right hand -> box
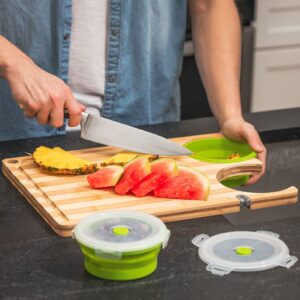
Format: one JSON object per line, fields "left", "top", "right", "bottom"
{"left": 221, "top": 116, "right": 267, "bottom": 185}
{"left": 5, "top": 51, "right": 85, "bottom": 128}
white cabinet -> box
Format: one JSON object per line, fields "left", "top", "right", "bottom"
{"left": 251, "top": 0, "right": 300, "bottom": 112}
{"left": 255, "top": 0, "right": 300, "bottom": 48}
{"left": 251, "top": 48, "right": 300, "bottom": 111}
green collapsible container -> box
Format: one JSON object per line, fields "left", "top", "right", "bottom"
{"left": 73, "top": 211, "right": 170, "bottom": 281}
{"left": 184, "top": 137, "right": 256, "bottom": 188}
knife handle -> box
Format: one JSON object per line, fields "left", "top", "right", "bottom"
{"left": 64, "top": 109, "right": 87, "bottom": 122}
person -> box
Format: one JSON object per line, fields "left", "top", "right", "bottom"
{"left": 0, "top": 0, "right": 266, "bottom": 184}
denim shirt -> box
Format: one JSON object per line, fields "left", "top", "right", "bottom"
{"left": 0, "top": 0, "right": 187, "bottom": 141}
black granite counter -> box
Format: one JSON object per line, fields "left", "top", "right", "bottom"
{"left": 1, "top": 108, "right": 300, "bottom": 300}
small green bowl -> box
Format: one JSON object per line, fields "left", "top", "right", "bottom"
{"left": 184, "top": 137, "right": 256, "bottom": 188}
{"left": 80, "top": 244, "right": 161, "bottom": 281}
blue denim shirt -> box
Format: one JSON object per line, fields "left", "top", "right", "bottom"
{"left": 0, "top": 0, "right": 187, "bottom": 141}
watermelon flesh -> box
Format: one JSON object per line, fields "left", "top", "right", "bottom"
{"left": 131, "top": 158, "right": 178, "bottom": 197}
{"left": 87, "top": 166, "right": 124, "bottom": 188}
{"left": 154, "top": 166, "right": 210, "bottom": 200}
{"left": 115, "top": 156, "right": 151, "bottom": 195}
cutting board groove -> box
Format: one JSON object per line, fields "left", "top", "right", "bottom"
{"left": 2, "top": 133, "right": 298, "bottom": 237}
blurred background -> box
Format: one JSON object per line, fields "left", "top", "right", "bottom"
{"left": 180, "top": 0, "right": 300, "bottom": 119}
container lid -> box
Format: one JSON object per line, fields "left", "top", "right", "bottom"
{"left": 192, "top": 231, "right": 297, "bottom": 276}
{"left": 73, "top": 211, "right": 170, "bottom": 254}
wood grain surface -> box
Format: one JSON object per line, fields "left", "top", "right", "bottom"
{"left": 2, "top": 133, "right": 298, "bottom": 237}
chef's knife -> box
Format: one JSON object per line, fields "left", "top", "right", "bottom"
{"left": 66, "top": 112, "right": 192, "bottom": 156}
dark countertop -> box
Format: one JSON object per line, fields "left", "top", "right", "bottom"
{"left": 1, "top": 108, "right": 300, "bottom": 300}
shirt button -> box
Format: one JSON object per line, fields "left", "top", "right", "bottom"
{"left": 111, "top": 29, "right": 119, "bottom": 37}
{"left": 107, "top": 75, "right": 116, "bottom": 83}
{"left": 64, "top": 34, "right": 70, "bottom": 41}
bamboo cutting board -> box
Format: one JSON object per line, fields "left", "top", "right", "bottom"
{"left": 2, "top": 133, "right": 298, "bottom": 237}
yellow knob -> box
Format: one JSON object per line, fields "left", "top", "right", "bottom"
{"left": 112, "top": 226, "right": 130, "bottom": 236}
{"left": 235, "top": 246, "right": 253, "bottom": 256}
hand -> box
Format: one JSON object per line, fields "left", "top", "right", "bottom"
{"left": 5, "top": 53, "right": 85, "bottom": 128}
{"left": 221, "top": 116, "right": 267, "bottom": 185}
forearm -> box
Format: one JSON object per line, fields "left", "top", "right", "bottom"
{"left": 0, "top": 35, "right": 32, "bottom": 79}
{"left": 189, "top": 0, "right": 242, "bottom": 126}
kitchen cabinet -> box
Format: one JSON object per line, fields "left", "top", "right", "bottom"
{"left": 251, "top": 0, "right": 300, "bottom": 112}
{"left": 255, "top": 0, "right": 300, "bottom": 48}
{"left": 252, "top": 47, "right": 300, "bottom": 111}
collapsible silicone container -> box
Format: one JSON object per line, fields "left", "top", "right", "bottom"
{"left": 73, "top": 211, "right": 170, "bottom": 281}
{"left": 184, "top": 137, "right": 256, "bottom": 187}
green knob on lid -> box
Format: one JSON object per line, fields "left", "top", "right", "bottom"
{"left": 235, "top": 246, "right": 253, "bottom": 256}
{"left": 112, "top": 226, "right": 130, "bottom": 236}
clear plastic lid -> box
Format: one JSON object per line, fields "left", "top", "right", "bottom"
{"left": 73, "top": 211, "right": 170, "bottom": 254}
{"left": 192, "top": 231, "right": 297, "bottom": 276}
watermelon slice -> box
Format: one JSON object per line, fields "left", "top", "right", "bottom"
{"left": 154, "top": 166, "right": 210, "bottom": 200}
{"left": 87, "top": 166, "right": 124, "bottom": 188}
{"left": 115, "top": 156, "right": 151, "bottom": 195}
{"left": 131, "top": 158, "right": 178, "bottom": 197}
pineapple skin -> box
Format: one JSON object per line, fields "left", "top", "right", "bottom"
{"left": 34, "top": 163, "right": 98, "bottom": 175}
{"left": 33, "top": 146, "right": 98, "bottom": 175}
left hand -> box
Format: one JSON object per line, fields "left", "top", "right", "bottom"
{"left": 221, "top": 116, "right": 267, "bottom": 185}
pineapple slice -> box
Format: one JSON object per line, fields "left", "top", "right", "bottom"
{"left": 100, "top": 151, "right": 159, "bottom": 167}
{"left": 33, "top": 146, "right": 98, "bottom": 175}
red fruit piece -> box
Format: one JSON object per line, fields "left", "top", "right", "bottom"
{"left": 115, "top": 156, "right": 151, "bottom": 195}
{"left": 131, "top": 158, "right": 178, "bottom": 197}
{"left": 154, "top": 166, "right": 210, "bottom": 200}
{"left": 87, "top": 166, "right": 124, "bottom": 189}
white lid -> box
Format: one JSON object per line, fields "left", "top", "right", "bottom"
{"left": 192, "top": 231, "right": 297, "bottom": 276}
{"left": 73, "top": 211, "right": 170, "bottom": 255}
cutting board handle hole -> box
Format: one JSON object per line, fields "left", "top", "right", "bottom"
{"left": 7, "top": 159, "right": 19, "bottom": 164}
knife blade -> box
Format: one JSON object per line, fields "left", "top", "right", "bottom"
{"left": 77, "top": 112, "right": 192, "bottom": 156}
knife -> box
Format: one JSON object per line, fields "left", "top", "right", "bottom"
{"left": 65, "top": 112, "right": 192, "bottom": 156}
